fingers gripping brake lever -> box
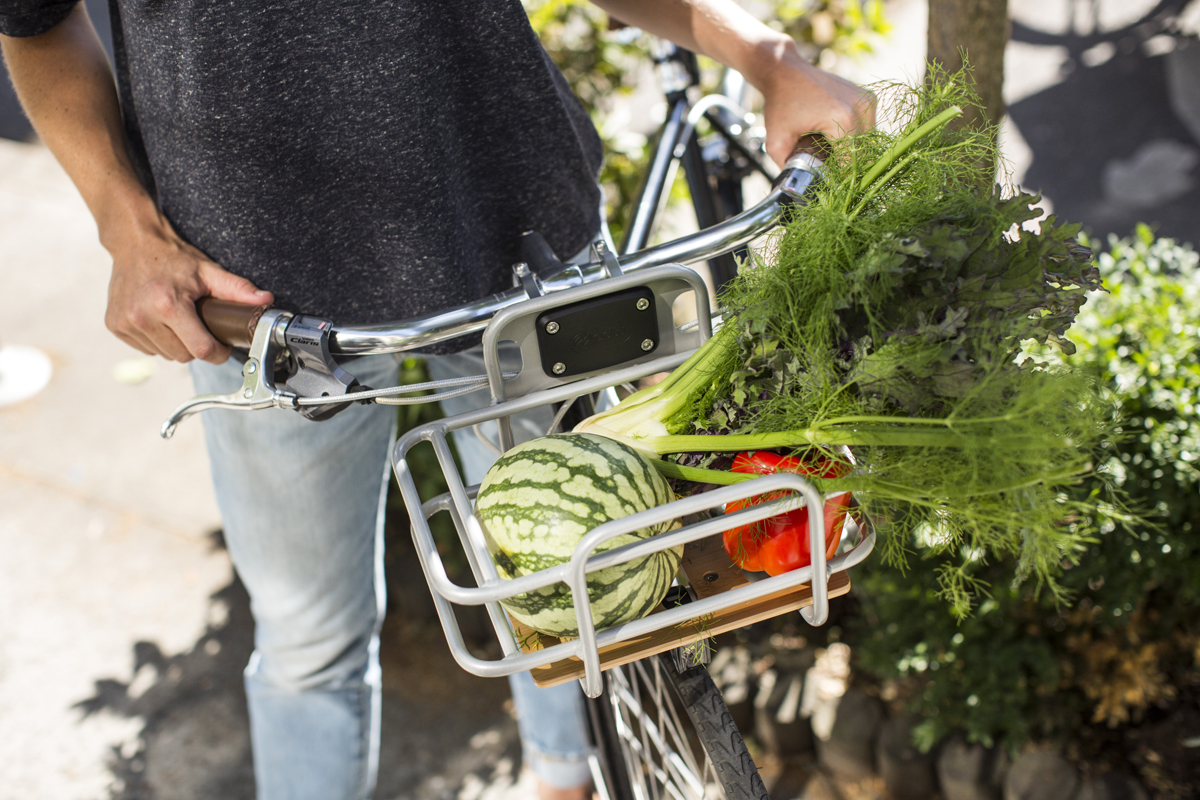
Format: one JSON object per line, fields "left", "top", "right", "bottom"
{"left": 160, "top": 309, "right": 367, "bottom": 438}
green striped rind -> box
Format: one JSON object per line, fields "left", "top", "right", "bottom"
{"left": 476, "top": 433, "right": 683, "bottom": 638}
{"left": 492, "top": 550, "right": 680, "bottom": 638}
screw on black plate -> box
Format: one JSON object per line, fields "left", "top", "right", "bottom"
{"left": 534, "top": 285, "right": 656, "bottom": 379}
{"left": 636, "top": 298, "right": 650, "bottom": 311}
{"left": 641, "top": 338, "right": 655, "bottom": 351}
{"left": 703, "top": 572, "right": 719, "bottom": 583}
{"left": 552, "top": 362, "right": 567, "bottom": 375}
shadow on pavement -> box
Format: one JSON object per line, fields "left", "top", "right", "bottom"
{"left": 74, "top": 530, "right": 524, "bottom": 800}
{"left": 73, "top": 530, "right": 256, "bottom": 800}
{"left": 1009, "top": 0, "right": 1200, "bottom": 244}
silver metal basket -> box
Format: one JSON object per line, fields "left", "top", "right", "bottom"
{"left": 389, "top": 266, "right": 875, "bottom": 697}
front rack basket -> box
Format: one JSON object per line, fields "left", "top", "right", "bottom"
{"left": 389, "top": 267, "right": 875, "bottom": 698}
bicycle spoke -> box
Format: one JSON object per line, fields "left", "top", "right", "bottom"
{"left": 590, "top": 652, "right": 768, "bottom": 800}
{"left": 597, "top": 654, "right": 753, "bottom": 800}
{"left": 612, "top": 677, "right": 700, "bottom": 800}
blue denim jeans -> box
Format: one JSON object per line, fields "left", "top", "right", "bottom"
{"left": 192, "top": 350, "right": 591, "bottom": 800}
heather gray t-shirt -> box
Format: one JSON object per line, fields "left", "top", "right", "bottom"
{"left": 1, "top": 0, "right": 605, "bottom": 351}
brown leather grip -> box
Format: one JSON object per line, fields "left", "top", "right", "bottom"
{"left": 196, "top": 297, "right": 271, "bottom": 349}
{"left": 787, "top": 134, "right": 829, "bottom": 161}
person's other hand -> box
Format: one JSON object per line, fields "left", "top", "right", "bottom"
{"left": 103, "top": 214, "right": 273, "bottom": 365}
{"left": 757, "top": 53, "right": 876, "bottom": 167}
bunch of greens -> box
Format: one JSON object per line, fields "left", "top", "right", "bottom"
{"left": 577, "top": 73, "right": 1118, "bottom": 613}
{"left": 846, "top": 229, "right": 1200, "bottom": 778}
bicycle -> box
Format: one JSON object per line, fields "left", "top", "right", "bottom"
{"left": 161, "top": 64, "right": 875, "bottom": 800}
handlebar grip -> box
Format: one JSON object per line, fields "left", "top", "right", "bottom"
{"left": 785, "top": 135, "right": 829, "bottom": 165}
{"left": 197, "top": 297, "right": 272, "bottom": 348}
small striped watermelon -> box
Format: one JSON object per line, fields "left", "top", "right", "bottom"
{"left": 475, "top": 432, "right": 683, "bottom": 638}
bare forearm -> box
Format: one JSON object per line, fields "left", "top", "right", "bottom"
{"left": 587, "top": 0, "right": 800, "bottom": 93}
{"left": 0, "top": 2, "right": 156, "bottom": 247}
{"left": 1, "top": 3, "right": 270, "bottom": 363}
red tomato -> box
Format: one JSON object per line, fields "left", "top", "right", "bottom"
{"left": 721, "top": 451, "right": 851, "bottom": 575}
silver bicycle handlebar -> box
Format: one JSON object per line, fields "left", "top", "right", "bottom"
{"left": 161, "top": 155, "right": 819, "bottom": 438}
{"left": 328, "top": 155, "right": 818, "bottom": 356}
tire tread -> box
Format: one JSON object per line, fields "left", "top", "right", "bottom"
{"left": 659, "top": 653, "right": 770, "bottom": 800}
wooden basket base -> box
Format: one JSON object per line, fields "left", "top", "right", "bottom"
{"left": 512, "top": 534, "right": 851, "bottom": 688}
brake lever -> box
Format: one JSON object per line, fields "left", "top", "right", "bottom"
{"left": 160, "top": 309, "right": 299, "bottom": 439}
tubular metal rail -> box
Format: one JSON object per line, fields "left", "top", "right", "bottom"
{"left": 379, "top": 151, "right": 872, "bottom": 697}
{"left": 390, "top": 345, "right": 876, "bottom": 698}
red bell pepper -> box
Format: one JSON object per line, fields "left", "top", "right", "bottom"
{"left": 721, "top": 451, "right": 851, "bottom": 576}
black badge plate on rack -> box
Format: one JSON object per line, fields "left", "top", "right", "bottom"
{"left": 535, "top": 286, "right": 658, "bottom": 379}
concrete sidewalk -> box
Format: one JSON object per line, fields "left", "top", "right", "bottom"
{"left": 0, "top": 139, "right": 230, "bottom": 797}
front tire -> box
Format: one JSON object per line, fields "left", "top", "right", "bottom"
{"left": 587, "top": 652, "right": 769, "bottom": 800}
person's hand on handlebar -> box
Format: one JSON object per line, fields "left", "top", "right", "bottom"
{"left": 589, "top": 0, "right": 876, "bottom": 163}
{"left": 0, "top": 4, "right": 272, "bottom": 366}
{"left": 755, "top": 51, "right": 875, "bottom": 167}
{"left": 104, "top": 211, "right": 273, "bottom": 365}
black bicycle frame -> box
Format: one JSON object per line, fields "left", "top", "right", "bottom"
{"left": 619, "top": 43, "right": 768, "bottom": 294}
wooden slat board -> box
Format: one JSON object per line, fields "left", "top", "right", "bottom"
{"left": 512, "top": 534, "right": 850, "bottom": 688}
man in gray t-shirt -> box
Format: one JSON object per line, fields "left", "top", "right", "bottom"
{"left": 1, "top": 2, "right": 873, "bottom": 798}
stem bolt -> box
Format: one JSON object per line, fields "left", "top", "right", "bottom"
{"left": 641, "top": 338, "right": 655, "bottom": 351}
{"left": 242, "top": 388, "right": 254, "bottom": 399}
{"left": 552, "top": 362, "right": 567, "bottom": 375}
{"left": 636, "top": 298, "right": 650, "bottom": 311}
{"left": 545, "top": 321, "right": 560, "bottom": 335}
{"left": 244, "top": 360, "right": 257, "bottom": 375}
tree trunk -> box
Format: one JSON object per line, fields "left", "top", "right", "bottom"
{"left": 927, "top": 0, "right": 1011, "bottom": 131}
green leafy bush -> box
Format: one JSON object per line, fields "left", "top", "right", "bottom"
{"left": 847, "top": 226, "right": 1200, "bottom": 752}
{"left": 772, "top": 0, "right": 891, "bottom": 65}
